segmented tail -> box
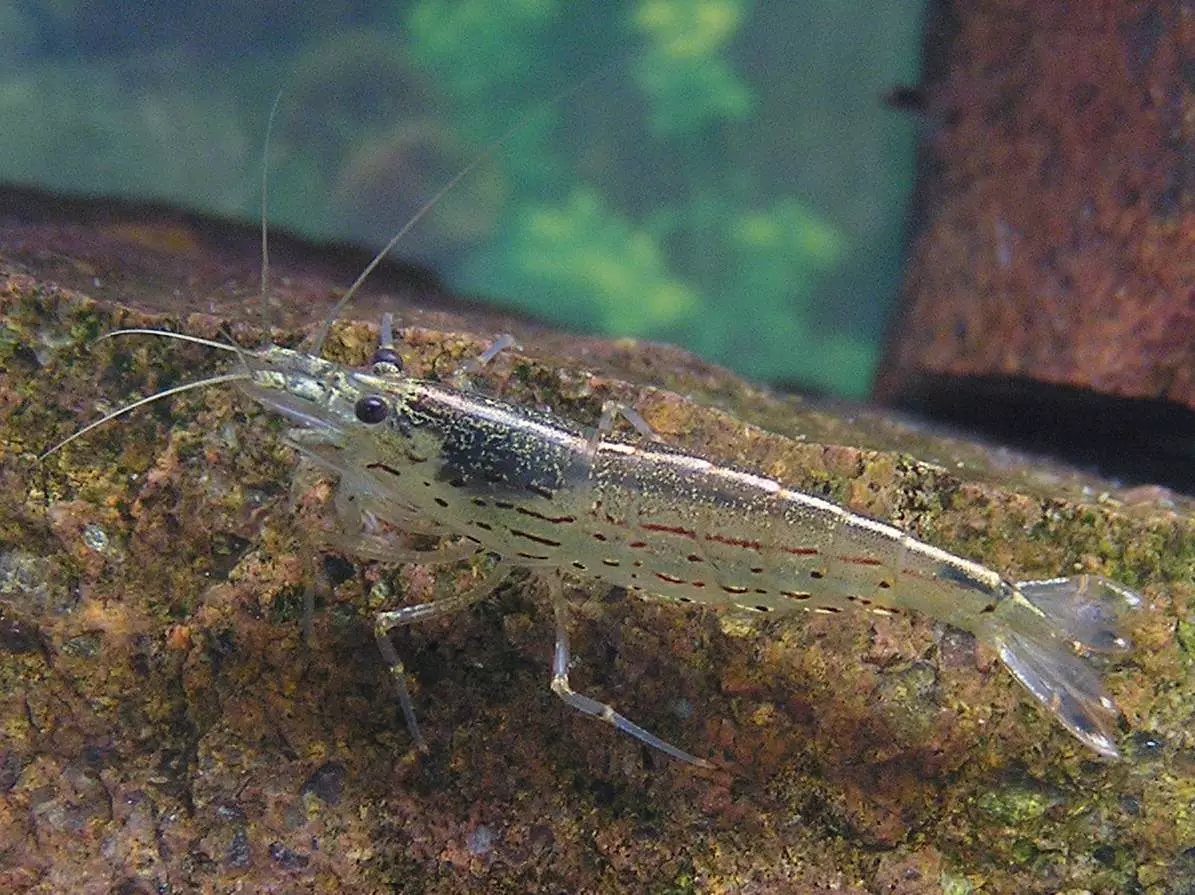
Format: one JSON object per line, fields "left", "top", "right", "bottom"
{"left": 986, "top": 575, "right": 1141, "bottom": 758}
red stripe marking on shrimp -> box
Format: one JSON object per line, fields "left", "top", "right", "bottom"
{"left": 705, "top": 533, "right": 762, "bottom": 550}
{"left": 640, "top": 522, "right": 697, "bottom": 539}
{"left": 839, "top": 556, "right": 883, "bottom": 566}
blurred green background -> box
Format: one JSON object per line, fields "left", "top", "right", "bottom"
{"left": 0, "top": 1, "right": 923, "bottom": 397}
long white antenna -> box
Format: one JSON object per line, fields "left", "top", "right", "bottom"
{"left": 39, "top": 371, "right": 249, "bottom": 461}
{"left": 97, "top": 329, "right": 240, "bottom": 352}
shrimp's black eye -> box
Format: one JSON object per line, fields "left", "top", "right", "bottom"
{"left": 354, "top": 396, "right": 389, "bottom": 424}
{"left": 371, "top": 346, "right": 403, "bottom": 369}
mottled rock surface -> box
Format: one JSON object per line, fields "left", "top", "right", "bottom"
{"left": 1, "top": 196, "right": 1191, "bottom": 893}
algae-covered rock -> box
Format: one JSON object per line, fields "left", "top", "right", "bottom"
{"left": 0, "top": 197, "right": 1191, "bottom": 892}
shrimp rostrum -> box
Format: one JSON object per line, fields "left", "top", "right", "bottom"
{"left": 184, "top": 314, "right": 1138, "bottom": 767}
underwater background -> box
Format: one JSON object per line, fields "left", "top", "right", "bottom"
{"left": 0, "top": 0, "right": 922, "bottom": 397}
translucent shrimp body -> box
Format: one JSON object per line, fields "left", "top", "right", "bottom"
{"left": 237, "top": 338, "right": 1140, "bottom": 762}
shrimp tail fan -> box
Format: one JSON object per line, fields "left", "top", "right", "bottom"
{"left": 985, "top": 575, "right": 1141, "bottom": 758}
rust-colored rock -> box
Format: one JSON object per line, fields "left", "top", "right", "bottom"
{"left": 877, "top": 3, "right": 1195, "bottom": 413}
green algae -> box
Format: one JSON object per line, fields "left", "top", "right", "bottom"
{"left": 940, "top": 871, "right": 975, "bottom": 895}
{"left": 1176, "top": 617, "right": 1195, "bottom": 656}
{"left": 976, "top": 779, "right": 1061, "bottom": 825}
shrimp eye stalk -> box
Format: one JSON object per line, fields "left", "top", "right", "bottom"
{"left": 355, "top": 395, "right": 389, "bottom": 424}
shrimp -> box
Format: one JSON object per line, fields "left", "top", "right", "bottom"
{"left": 213, "top": 321, "right": 1140, "bottom": 764}
{"left": 37, "top": 75, "right": 1141, "bottom": 768}
{"left": 43, "top": 309, "right": 1138, "bottom": 765}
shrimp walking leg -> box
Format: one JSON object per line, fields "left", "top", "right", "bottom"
{"left": 374, "top": 561, "right": 512, "bottom": 751}
{"left": 586, "top": 400, "right": 663, "bottom": 457}
{"left": 449, "top": 333, "right": 520, "bottom": 388}
{"left": 546, "top": 574, "right": 713, "bottom": 767}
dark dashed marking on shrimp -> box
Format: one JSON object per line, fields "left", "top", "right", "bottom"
{"left": 516, "top": 506, "right": 576, "bottom": 525}
{"left": 367, "top": 461, "right": 403, "bottom": 477}
{"left": 509, "top": 528, "right": 561, "bottom": 548}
